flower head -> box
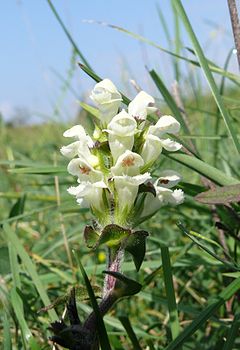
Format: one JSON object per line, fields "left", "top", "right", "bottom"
{"left": 90, "top": 79, "right": 122, "bottom": 126}
{"left": 61, "top": 80, "right": 184, "bottom": 226}
{"left": 141, "top": 115, "right": 182, "bottom": 167}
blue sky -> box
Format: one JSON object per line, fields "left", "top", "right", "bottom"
{"left": 0, "top": 0, "right": 237, "bottom": 123}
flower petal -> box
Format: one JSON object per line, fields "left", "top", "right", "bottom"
{"left": 111, "top": 150, "right": 145, "bottom": 176}
{"left": 105, "top": 109, "right": 136, "bottom": 137}
{"left": 60, "top": 141, "right": 81, "bottom": 158}
{"left": 155, "top": 170, "right": 182, "bottom": 189}
{"left": 128, "top": 91, "right": 157, "bottom": 121}
{"left": 160, "top": 138, "right": 182, "bottom": 152}
{"left": 140, "top": 134, "right": 163, "bottom": 166}
{"left": 149, "top": 115, "right": 180, "bottom": 137}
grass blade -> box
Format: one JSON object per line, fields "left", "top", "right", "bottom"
{"left": 73, "top": 250, "right": 112, "bottom": 350}
{"left": 173, "top": 0, "right": 240, "bottom": 154}
{"left": 222, "top": 313, "right": 240, "bottom": 350}
{"left": 3, "top": 223, "right": 58, "bottom": 321}
{"left": 78, "top": 63, "right": 130, "bottom": 105}
{"left": 165, "top": 276, "right": 240, "bottom": 350}
{"left": 10, "top": 288, "right": 41, "bottom": 350}
{"left": 163, "top": 151, "right": 239, "bottom": 186}
{"left": 119, "top": 316, "right": 142, "bottom": 350}
{"left": 88, "top": 20, "right": 240, "bottom": 84}
{"left": 161, "top": 246, "right": 180, "bottom": 340}
{"left": 46, "top": 0, "right": 92, "bottom": 69}
{"left": 3, "top": 312, "right": 12, "bottom": 350}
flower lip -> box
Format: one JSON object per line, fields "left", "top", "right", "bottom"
{"left": 128, "top": 91, "right": 157, "bottom": 121}
{"left": 104, "top": 110, "right": 137, "bottom": 137}
{"left": 155, "top": 170, "right": 182, "bottom": 189}
{"left": 111, "top": 150, "right": 145, "bottom": 176}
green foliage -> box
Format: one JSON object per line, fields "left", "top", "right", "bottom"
{"left": 1, "top": 0, "right": 240, "bottom": 349}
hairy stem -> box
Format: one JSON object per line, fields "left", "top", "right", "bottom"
{"left": 103, "top": 247, "right": 124, "bottom": 297}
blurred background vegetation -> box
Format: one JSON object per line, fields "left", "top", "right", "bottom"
{"left": 0, "top": 1, "right": 240, "bottom": 349}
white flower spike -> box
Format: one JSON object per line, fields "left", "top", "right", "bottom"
{"left": 90, "top": 79, "right": 122, "bottom": 126}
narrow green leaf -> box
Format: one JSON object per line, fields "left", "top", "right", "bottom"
{"left": 161, "top": 246, "right": 180, "bottom": 340}
{"left": 8, "top": 166, "right": 66, "bottom": 174}
{"left": 10, "top": 289, "right": 41, "bottom": 350}
{"left": 119, "top": 316, "right": 142, "bottom": 350}
{"left": 3, "top": 312, "right": 12, "bottom": 350}
{"left": 73, "top": 250, "right": 112, "bottom": 350}
{"left": 46, "top": 0, "right": 92, "bottom": 69}
{"left": 78, "top": 63, "right": 130, "bottom": 105}
{"left": 173, "top": 0, "right": 240, "bottom": 154}
{"left": 148, "top": 70, "right": 190, "bottom": 136}
{"left": 177, "top": 222, "right": 238, "bottom": 270}
{"left": 222, "top": 313, "right": 240, "bottom": 350}
{"left": 195, "top": 184, "right": 240, "bottom": 204}
{"left": 104, "top": 271, "right": 142, "bottom": 298}
{"left": 3, "top": 223, "right": 57, "bottom": 321}
{"left": 89, "top": 20, "right": 240, "bottom": 84}
{"left": 165, "top": 276, "right": 240, "bottom": 350}
{"left": 163, "top": 151, "right": 239, "bottom": 186}
{"left": 9, "top": 194, "right": 26, "bottom": 218}
{"left": 78, "top": 101, "right": 100, "bottom": 119}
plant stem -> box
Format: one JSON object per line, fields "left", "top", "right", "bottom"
{"left": 227, "top": 0, "right": 240, "bottom": 70}
{"left": 103, "top": 247, "right": 124, "bottom": 297}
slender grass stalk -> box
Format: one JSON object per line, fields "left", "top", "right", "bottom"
{"left": 46, "top": 0, "right": 92, "bottom": 70}
{"left": 173, "top": 0, "right": 240, "bottom": 155}
{"left": 165, "top": 276, "right": 240, "bottom": 350}
{"left": 53, "top": 153, "right": 74, "bottom": 272}
{"left": 161, "top": 246, "right": 181, "bottom": 340}
{"left": 227, "top": 0, "right": 240, "bottom": 70}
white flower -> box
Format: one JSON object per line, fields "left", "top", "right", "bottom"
{"left": 111, "top": 151, "right": 151, "bottom": 216}
{"left": 141, "top": 115, "right": 182, "bottom": 167}
{"left": 141, "top": 170, "right": 184, "bottom": 217}
{"left": 128, "top": 91, "right": 157, "bottom": 127}
{"left": 90, "top": 79, "right": 122, "bottom": 125}
{"left": 111, "top": 150, "right": 144, "bottom": 177}
{"left": 60, "top": 124, "right": 94, "bottom": 160}
{"left": 67, "top": 156, "right": 103, "bottom": 183}
{"left": 67, "top": 180, "right": 107, "bottom": 212}
{"left": 104, "top": 110, "right": 137, "bottom": 162}
{"left": 113, "top": 173, "right": 151, "bottom": 214}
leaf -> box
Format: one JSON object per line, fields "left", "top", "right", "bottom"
{"left": 10, "top": 289, "right": 41, "bottom": 350}
{"left": 173, "top": 0, "right": 240, "bottom": 154}
{"left": 9, "top": 194, "right": 26, "bottom": 218}
{"left": 78, "top": 63, "right": 130, "bottom": 105}
{"left": 73, "top": 250, "right": 112, "bottom": 350}
{"left": 195, "top": 184, "right": 240, "bottom": 204}
{"left": 125, "top": 230, "right": 149, "bottom": 271}
{"left": 98, "top": 224, "right": 131, "bottom": 248}
{"left": 138, "top": 182, "right": 156, "bottom": 197}
{"left": 46, "top": 0, "right": 92, "bottom": 69}
{"left": 78, "top": 101, "right": 100, "bottom": 119}
{"left": 119, "top": 316, "right": 142, "bottom": 350}
{"left": 163, "top": 151, "right": 239, "bottom": 186}
{"left": 222, "top": 313, "right": 240, "bottom": 350}
{"left": 2, "top": 223, "right": 57, "bottom": 321}
{"left": 161, "top": 246, "right": 180, "bottom": 340}
{"left": 165, "top": 276, "right": 240, "bottom": 350}
{"left": 39, "top": 284, "right": 102, "bottom": 313}
{"left": 8, "top": 166, "right": 66, "bottom": 175}
{"left": 84, "top": 225, "right": 99, "bottom": 248}
{"left": 104, "top": 271, "right": 142, "bottom": 298}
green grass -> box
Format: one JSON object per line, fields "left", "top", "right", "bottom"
{"left": 0, "top": 0, "right": 240, "bottom": 349}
